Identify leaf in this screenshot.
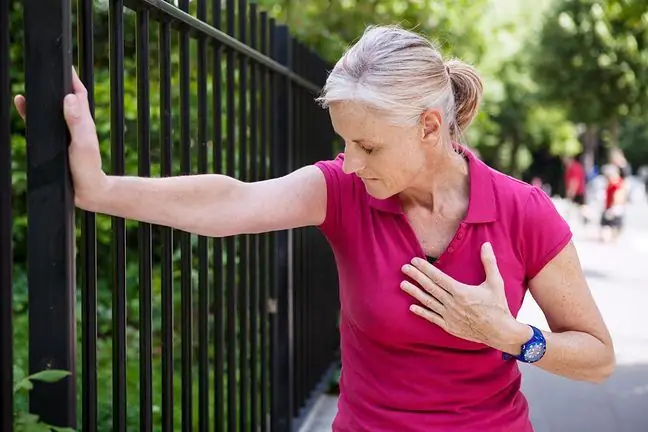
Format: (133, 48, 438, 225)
(26, 370, 71, 383)
(48, 426, 76, 432)
(13, 365, 25, 383)
(13, 377, 33, 393)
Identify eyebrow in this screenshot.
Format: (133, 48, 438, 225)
(353, 139, 372, 146)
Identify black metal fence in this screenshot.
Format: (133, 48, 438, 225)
(0, 0, 341, 430)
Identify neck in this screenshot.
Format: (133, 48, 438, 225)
(398, 147, 470, 215)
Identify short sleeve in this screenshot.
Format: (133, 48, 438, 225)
(521, 187, 573, 280)
(313, 153, 354, 241)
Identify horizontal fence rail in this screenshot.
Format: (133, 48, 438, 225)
(3, 0, 341, 431)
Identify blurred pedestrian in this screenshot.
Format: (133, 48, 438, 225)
(600, 164, 626, 243)
(562, 154, 589, 224)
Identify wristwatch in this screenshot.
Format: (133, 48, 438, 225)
(502, 325, 546, 363)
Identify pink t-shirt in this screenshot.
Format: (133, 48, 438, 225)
(314, 149, 572, 432)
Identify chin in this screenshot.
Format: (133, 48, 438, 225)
(363, 183, 392, 200)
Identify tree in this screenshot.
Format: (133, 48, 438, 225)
(532, 0, 648, 170)
(256, 0, 490, 64)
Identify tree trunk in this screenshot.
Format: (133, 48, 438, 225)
(609, 116, 620, 150)
(582, 124, 598, 175)
(509, 135, 522, 178)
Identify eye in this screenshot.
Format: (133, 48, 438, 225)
(356, 142, 374, 154)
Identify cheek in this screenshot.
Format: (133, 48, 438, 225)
(392, 145, 426, 175)
(376, 151, 424, 188)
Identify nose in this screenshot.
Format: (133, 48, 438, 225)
(341, 145, 365, 175)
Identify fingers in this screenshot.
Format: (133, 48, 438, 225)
(400, 280, 444, 315)
(404, 258, 456, 297)
(409, 304, 446, 329)
(14, 95, 26, 121)
(401, 263, 453, 306)
(63, 93, 97, 144)
(480, 242, 503, 286)
(71, 66, 87, 96)
(13, 66, 88, 124)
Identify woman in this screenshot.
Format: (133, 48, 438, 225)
(15, 25, 614, 432)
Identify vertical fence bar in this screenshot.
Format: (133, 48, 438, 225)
(211, 0, 225, 428)
(237, 0, 250, 429)
(196, 1, 210, 432)
(108, 0, 128, 428)
(225, 0, 237, 429)
(270, 24, 294, 432)
(78, 0, 98, 428)
(291, 39, 303, 418)
(136, 7, 153, 432)
(158, 15, 175, 432)
(23, 0, 76, 427)
(259, 13, 269, 430)
(248, 4, 259, 430)
(267, 17, 277, 430)
(178, 1, 193, 430)
(0, 0, 13, 429)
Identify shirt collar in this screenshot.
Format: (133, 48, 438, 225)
(367, 146, 498, 223)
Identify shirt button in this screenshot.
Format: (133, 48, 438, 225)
(448, 246, 455, 253)
(457, 232, 463, 240)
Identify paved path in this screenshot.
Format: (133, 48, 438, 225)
(301, 198, 648, 432)
(518, 198, 648, 432)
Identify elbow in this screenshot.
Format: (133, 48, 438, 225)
(586, 349, 616, 384)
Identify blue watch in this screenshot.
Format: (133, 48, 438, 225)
(502, 325, 546, 363)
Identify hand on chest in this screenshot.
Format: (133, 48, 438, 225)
(338, 221, 527, 351)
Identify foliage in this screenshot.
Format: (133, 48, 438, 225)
(13, 368, 75, 432)
(532, 0, 648, 149)
(8, 0, 648, 429)
(255, 0, 489, 63)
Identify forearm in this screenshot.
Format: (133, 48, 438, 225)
(499, 320, 614, 383)
(80, 173, 242, 236)
(533, 329, 614, 382)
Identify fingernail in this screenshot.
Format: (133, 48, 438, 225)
(64, 95, 78, 117)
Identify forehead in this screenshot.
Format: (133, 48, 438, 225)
(328, 101, 386, 135)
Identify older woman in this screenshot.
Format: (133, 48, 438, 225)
(15, 24, 614, 432)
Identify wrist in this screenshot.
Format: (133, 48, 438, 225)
(75, 173, 112, 212)
(499, 319, 534, 356)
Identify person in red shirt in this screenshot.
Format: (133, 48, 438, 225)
(600, 164, 626, 243)
(562, 155, 588, 223)
(14, 25, 615, 432)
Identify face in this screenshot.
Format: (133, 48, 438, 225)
(328, 101, 443, 199)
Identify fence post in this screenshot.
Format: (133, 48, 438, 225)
(23, 0, 77, 428)
(0, 0, 13, 429)
(271, 24, 295, 432)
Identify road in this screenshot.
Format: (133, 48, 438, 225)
(301, 197, 648, 432)
(518, 197, 648, 432)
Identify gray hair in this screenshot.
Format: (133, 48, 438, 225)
(317, 25, 484, 140)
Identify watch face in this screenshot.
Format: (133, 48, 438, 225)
(524, 342, 546, 363)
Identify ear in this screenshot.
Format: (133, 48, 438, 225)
(420, 109, 443, 142)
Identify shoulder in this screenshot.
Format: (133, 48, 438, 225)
(489, 167, 546, 214)
(487, 165, 572, 280)
(314, 153, 366, 201)
(313, 153, 368, 239)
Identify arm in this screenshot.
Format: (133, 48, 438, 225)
(14, 69, 327, 238)
(84, 165, 328, 237)
(507, 241, 615, 383)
